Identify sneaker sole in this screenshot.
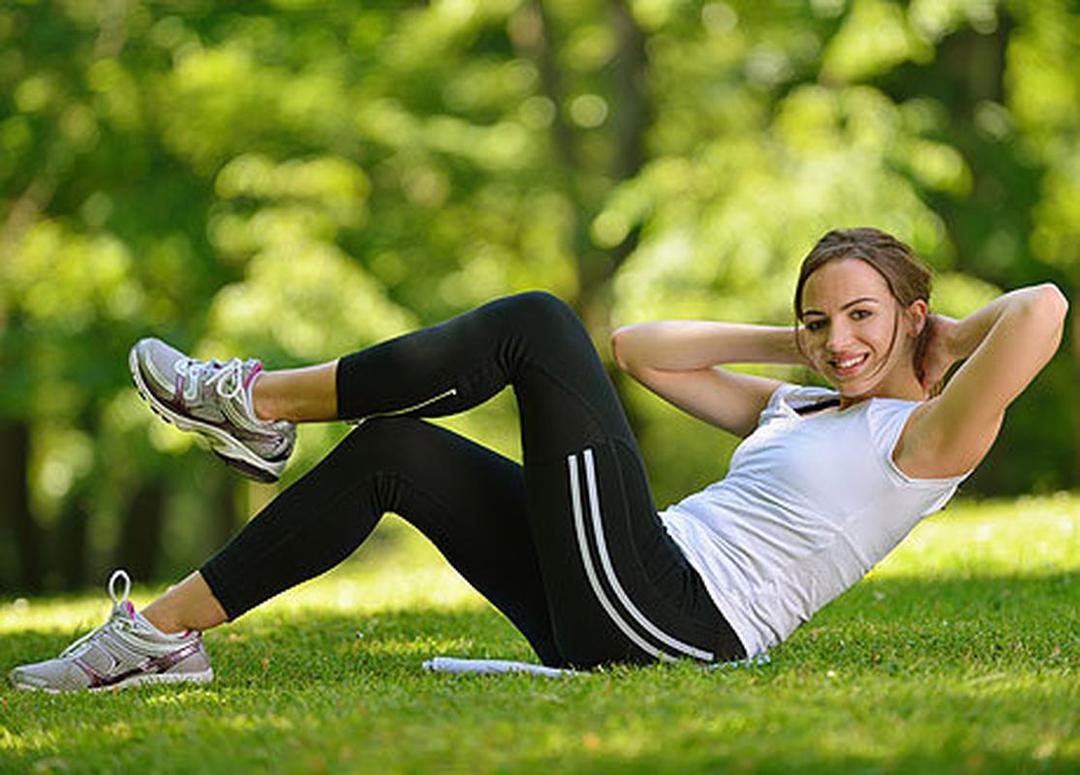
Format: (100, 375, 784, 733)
(211, 449, 280, 484)
(128, 345, 285, 484)
(12, 667, 214, 694)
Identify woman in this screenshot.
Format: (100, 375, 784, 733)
(9, 228, 1067, 692)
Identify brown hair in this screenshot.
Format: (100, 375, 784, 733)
(794, 227, 934, 384)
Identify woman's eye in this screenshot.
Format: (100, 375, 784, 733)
(851, 309, 872, 321)
(804, 319, 826, 332)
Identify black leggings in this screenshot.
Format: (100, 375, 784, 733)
(200, 292, 745, 668)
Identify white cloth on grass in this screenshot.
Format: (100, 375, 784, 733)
(421, 653, 770, 677)
(422, 657, 575, 677)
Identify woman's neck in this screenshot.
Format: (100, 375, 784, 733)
(837, 370, 927, 410)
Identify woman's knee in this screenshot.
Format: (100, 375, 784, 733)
(496, 291, 583, 334)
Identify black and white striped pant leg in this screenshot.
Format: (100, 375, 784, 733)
(523, 437, 744, 668)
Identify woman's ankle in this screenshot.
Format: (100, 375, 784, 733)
(249, 363, 340, 424)
(249, 372, 279, 422)
(140, 571, 229, 634)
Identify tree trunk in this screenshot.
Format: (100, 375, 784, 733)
(576, 0, 649, 335)
(609, 0, 648, 181)
(213, 470, 240, 549)
(514, 0, 652, 434)
(57, 496, 90, 590)
(514, 1, 650, 326)
(0, 420, 42, 592)
(1074, 283, 1080, 486)
(518, 0, 590, 314)
(116, 480, 166, 580)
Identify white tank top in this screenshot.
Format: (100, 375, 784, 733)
(660, 384, 968, 658)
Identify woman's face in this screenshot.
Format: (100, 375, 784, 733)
(798, 258, 922, 399)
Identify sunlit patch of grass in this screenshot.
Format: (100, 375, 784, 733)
(875, 492, 1080, 578)
(0, 597, 124, 636)
(270, 564, 486, 617)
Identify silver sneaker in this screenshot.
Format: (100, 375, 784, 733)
(9, 570, 213, 693)
(129, 338, 295, 483)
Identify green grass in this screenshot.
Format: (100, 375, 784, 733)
(1, 495, 1077, 774)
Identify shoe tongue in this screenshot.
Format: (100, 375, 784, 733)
(123, 600, 136, 620)
(242, 360, 263, 391)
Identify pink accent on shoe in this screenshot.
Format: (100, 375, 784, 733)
(83, 641, 204, 689)
(124, 601, 136, 619)
(243, 362, 263, 391)
(175, 373, 186, 408)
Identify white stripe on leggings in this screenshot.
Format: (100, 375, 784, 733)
(567, 454, 671, 662)
(581, 449, 715, 662)
(568, 450, 715, 662)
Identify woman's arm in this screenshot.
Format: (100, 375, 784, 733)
(897, 283, 1069, 478)
(611, 321, 809, 437)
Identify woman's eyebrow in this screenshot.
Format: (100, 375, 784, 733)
(802, 296, 879, 316)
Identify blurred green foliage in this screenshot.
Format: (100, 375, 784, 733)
(0, 0, 1076, 591)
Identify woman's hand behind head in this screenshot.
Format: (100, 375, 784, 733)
(918, 314, 959, 395)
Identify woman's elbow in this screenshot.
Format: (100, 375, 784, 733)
(1035, 283, 1069, 322)
(610, 326, 635, 371)
(1020, 284, 1069, 351)
(1024, 284, 1070, 337)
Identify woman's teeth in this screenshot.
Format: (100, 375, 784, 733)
(832, 354, 868, 372)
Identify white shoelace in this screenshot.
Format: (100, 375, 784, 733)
(175, 357, 247, 403)
(59, 570, 133, 658)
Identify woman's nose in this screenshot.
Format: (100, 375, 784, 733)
(826, 320, 854, 351)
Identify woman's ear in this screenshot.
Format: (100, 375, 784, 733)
(906, 299, 929, 337)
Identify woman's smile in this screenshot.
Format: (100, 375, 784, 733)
(828, 351, 870, 378)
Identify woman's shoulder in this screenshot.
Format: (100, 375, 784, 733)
(864, 397, 975, 485)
